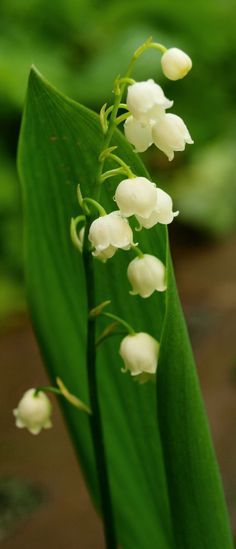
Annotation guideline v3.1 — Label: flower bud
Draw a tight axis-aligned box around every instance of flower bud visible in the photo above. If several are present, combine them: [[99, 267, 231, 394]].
[[161, 48, 192, 81], [124, 116, 153, 152], [126, 79, 173, 124], [13, 389, 52, 435], [88, 211, 134, 258], [127, 254, 166, 297], [114, 177, 157, 218], [119, 332, 159, 376], [152, 113, 193, 161], [136, 187, 178, 228]]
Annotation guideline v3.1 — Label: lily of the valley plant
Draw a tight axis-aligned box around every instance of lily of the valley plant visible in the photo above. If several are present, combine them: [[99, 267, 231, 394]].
[[16, 37, 233, 549]]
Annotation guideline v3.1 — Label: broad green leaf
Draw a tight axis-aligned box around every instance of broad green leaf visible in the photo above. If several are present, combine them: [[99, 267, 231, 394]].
[[18, 68, 233, 548]]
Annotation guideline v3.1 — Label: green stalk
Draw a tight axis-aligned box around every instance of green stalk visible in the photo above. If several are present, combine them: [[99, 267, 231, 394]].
[[82, 38, 167, 547], [81, 66, 130, 545], [82, 222, 117, 549], [80, 62, 131, 548]]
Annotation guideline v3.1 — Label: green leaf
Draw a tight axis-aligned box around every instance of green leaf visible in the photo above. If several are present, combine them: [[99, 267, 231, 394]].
[[18, 68, 233, 548], [158, 249, 233, 547]]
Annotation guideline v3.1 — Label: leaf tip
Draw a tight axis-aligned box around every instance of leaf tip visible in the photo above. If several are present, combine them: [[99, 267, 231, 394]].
[[29, 65, 44, 85]]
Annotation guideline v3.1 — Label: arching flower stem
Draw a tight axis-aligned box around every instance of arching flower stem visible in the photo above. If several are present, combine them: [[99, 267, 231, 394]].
[[132, 36, 167, 61], [34, 386, 61, 397], [100, 167, 129, 183], [70, 215, 85, 251], [115, 112, 131, 126], [108, 153, 135, 178], [102, 312, 135, 335], [82, 197, 107, 217], [131, 245, 144, 258]]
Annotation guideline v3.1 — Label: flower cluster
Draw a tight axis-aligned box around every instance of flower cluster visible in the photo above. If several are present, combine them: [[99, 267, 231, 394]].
[[88, 172, 177, 263], [14, 42, 194, 435], [86, 174, 175, 381], [76, 45, 193, 380], [124, 49, 193, 160]]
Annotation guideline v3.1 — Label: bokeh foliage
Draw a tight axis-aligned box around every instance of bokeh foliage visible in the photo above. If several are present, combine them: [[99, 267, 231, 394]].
[[1, 0, 236, 320]]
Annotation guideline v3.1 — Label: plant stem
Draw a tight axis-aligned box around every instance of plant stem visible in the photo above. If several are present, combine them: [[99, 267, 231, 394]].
[[82, 56, 137, 546], [81, 39, 165, 545], [34, 386, 61, 396], [93, 70, 134, 201], [102, 312, 135, 335], [82, 223, 117, 549]]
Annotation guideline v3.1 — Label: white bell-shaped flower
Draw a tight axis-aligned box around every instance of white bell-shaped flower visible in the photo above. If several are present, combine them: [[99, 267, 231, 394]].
[[161, 48, 192, 81], [124, 116, 153, 152], [152, 113, 193, 161], [88, 211, 134, 258], [136, 187, 178, 228], [127, 254, 166, 298], [126, 79, 173, 124], [114, 176, 157, 218], [13, 389, 52, 435], [119, 332, 159, 376], [76, 227, 115, 261]]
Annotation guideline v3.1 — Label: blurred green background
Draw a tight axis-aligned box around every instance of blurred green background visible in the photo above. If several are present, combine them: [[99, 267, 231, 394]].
[[1, 0, 236, 323]]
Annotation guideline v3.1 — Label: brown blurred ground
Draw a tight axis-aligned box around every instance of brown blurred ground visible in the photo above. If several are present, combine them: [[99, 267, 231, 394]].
[[1, 232, 236, 548]]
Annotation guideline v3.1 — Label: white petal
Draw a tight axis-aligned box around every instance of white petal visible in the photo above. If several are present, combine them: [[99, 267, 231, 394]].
[[152, 113, 193, 161], [119, 332, 159, 375], [108, 212, 134, 249], [29, 426, 42, 435], [136, 209, 160, 229], [127, 254, 166, 298], [93, 245, 116, 261], [126, 80, 173, 124], [136, 187, 177, 227], [88, 216, 111, 251], [13, 388, 52, 435], [16, 418, 25, 429], [124, 116, 152, 152], [114, 177, 157, 218], [155, 188, 177, 224]]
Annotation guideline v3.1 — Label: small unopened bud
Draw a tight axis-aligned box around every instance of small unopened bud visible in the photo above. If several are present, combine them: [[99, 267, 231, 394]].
[[161, 48, 192, 81], [13, 389, 52, 435], [127, 254, 166, 298], [119, 332, 159, 377]]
